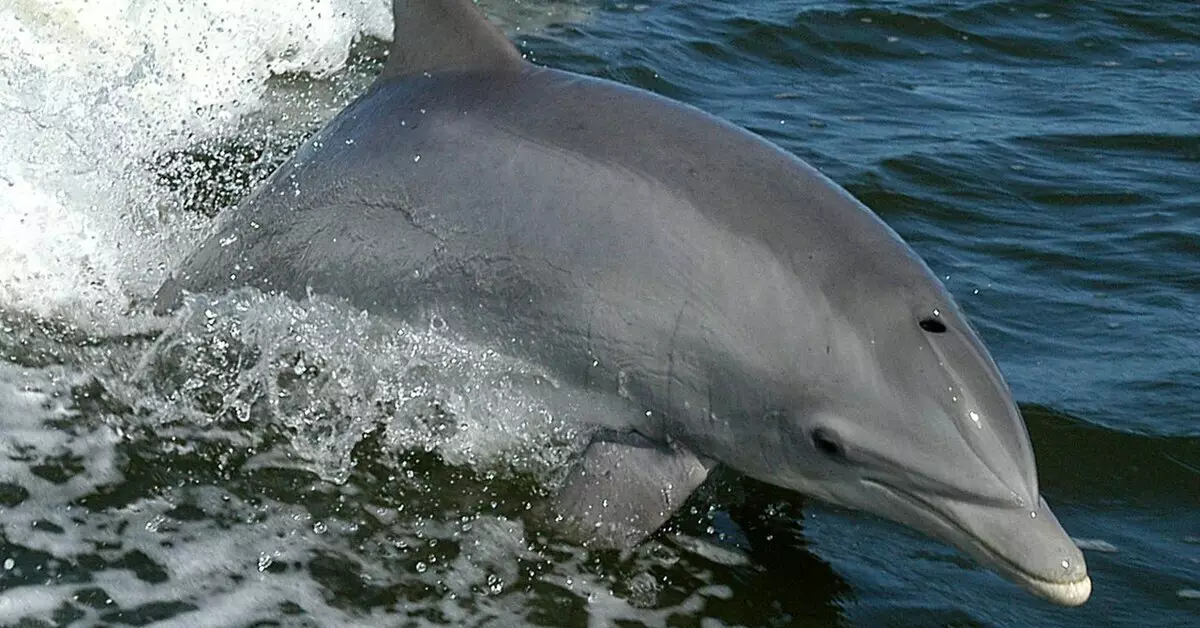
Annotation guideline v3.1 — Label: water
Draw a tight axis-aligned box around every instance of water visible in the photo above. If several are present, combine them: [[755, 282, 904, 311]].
[[1, 0, 1197, 625]]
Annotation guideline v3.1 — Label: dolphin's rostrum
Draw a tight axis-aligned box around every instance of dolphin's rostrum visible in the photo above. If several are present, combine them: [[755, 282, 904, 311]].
[[155, 0, 1091, 606]]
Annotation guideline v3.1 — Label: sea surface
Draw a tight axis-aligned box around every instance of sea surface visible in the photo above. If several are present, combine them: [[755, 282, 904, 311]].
[[1, 1, 1197, 626]]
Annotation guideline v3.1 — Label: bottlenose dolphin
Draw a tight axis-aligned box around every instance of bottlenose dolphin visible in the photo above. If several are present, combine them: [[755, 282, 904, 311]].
[[155, 0, 1091, 606]]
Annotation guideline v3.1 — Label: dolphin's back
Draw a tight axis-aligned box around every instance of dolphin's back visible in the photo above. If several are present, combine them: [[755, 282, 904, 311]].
[[157, 66, 947, 419], [159, 66, 933, 320], [159, 68, 922, 411]]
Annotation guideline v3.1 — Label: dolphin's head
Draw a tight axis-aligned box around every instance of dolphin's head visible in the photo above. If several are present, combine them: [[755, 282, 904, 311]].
[[755, 240, 1090, 606]]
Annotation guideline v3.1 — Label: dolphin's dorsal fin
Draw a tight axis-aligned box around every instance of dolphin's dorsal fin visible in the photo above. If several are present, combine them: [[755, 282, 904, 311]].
[[381, 0, 524, 80]]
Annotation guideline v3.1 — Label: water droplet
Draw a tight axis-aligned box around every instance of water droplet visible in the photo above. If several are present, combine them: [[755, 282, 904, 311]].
[[313, 521, 327, 534], [3, 558, 14, 570], [415, 561, 428, 573], [487, 574, 504, 594]]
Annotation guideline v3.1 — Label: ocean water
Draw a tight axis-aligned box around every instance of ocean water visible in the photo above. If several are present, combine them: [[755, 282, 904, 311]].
[[1, 0, 1197, 626]]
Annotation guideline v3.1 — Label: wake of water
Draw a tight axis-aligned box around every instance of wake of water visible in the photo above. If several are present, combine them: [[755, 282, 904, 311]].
[[2, 2, 694, 625]]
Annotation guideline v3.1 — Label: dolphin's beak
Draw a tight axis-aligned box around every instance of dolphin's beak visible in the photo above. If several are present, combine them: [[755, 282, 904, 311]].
[[864, 481, 1091, 606]]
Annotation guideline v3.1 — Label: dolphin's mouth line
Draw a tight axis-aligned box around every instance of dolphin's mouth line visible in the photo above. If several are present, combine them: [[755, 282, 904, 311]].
[[861, 479, 1086, 589]]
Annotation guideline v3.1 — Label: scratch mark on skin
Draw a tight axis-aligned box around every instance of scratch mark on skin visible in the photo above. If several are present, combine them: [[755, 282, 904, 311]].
[[585, 303, 596, 387], [666, 300, 687, 418], [364, 187, 444, 243], [708, 379, 715, 427]]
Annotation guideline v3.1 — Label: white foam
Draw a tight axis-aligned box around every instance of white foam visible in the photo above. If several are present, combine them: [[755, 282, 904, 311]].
[[0, 0, 391, 326]]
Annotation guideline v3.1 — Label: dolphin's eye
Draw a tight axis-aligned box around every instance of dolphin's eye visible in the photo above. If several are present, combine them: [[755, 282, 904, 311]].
[[811, 428, 845, 460], [919, 318, 947, 333]]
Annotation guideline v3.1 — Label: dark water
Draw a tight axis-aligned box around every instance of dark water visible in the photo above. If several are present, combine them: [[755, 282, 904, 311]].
[[2, 1, 1198, 626]]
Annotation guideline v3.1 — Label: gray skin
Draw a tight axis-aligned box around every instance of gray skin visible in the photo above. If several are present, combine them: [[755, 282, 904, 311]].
[[156, 0, 1090, 606]]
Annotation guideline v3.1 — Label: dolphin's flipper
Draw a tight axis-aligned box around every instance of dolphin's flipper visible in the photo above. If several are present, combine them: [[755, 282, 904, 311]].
[[552, 431, 715, 549]]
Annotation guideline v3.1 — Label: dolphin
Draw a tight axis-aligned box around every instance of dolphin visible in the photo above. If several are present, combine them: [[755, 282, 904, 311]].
[[155, 0, 1091, 606]]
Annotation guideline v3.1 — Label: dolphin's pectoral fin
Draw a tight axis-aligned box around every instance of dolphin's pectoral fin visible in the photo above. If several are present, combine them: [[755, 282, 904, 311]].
[[549, 431, 714, 549]]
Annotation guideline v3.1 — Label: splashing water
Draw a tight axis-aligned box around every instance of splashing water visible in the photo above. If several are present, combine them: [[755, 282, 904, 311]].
[[0, 2, 712, 625]]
